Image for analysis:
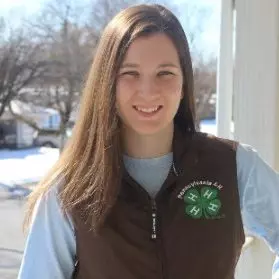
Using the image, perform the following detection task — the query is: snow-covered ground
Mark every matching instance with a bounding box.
[0,120,216,191]
[0,148,59,194]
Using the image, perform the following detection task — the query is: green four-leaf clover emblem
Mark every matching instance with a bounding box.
[184,186,222,219]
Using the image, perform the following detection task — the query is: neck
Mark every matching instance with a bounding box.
[121,123,174,159]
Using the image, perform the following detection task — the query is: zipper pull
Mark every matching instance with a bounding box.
[151,200,157,240]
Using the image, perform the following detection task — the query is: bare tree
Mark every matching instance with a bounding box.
[175,3,217,126]
[194,58,217,127]
[0,21,46,118]
[177,2,212,64]
[20,0,95,149]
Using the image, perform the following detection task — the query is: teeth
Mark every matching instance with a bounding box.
[135,106,160,113]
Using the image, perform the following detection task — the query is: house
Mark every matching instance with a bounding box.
[0,100,61,149]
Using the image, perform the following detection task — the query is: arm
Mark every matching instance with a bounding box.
[18,185,76,279]
[237,143,279,279]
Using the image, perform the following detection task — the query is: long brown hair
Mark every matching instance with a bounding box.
[24,4,196,233]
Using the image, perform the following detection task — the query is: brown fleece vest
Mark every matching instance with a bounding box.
[71,128,245,279]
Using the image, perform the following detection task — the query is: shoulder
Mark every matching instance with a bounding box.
[32,175,74,230]
[39,175,65,209]
[236,143,276,180]
[33,176,64,219]
[236,143,257,162]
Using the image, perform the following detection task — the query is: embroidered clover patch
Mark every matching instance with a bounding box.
[184,186,222,219]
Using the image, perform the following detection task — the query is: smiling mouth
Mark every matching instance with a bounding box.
[133,105,163,113]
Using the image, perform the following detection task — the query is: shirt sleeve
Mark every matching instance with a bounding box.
[237,143,279,279]
[273,256,279,279]
[18,185,76,279]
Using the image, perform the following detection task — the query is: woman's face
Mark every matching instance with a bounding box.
[116,33,183,136]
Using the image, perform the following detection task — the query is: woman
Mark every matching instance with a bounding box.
[19,4,279,279]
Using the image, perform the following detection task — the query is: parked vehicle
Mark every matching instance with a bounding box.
[0,120,17,149]
[33,129,72,149]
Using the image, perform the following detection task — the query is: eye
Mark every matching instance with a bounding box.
[120,71,139,77]
[157,71,175,77]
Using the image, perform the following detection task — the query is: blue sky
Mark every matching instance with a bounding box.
[0,0,221,58]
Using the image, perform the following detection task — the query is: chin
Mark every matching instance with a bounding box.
[130,122,171,136]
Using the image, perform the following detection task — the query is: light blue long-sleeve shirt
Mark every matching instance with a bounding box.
[18,143,279,279]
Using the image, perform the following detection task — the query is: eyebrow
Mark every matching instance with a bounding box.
[120,62,179,69]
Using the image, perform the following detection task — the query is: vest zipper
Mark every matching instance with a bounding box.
[150,162,177,240]
[151,199,157,240]
[150,198,167,279]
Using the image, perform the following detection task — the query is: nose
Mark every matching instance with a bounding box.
[137,77,159,100]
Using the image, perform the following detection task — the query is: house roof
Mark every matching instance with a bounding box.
[0,100,59,121]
